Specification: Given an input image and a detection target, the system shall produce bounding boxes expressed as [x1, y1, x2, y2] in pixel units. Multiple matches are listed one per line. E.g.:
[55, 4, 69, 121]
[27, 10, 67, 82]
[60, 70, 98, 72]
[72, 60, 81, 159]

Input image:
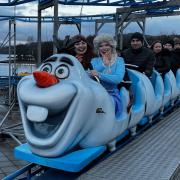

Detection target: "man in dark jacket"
[163, 39, 174, 51]
[171, 39, 180, 75]
[122, 32, 155, 77]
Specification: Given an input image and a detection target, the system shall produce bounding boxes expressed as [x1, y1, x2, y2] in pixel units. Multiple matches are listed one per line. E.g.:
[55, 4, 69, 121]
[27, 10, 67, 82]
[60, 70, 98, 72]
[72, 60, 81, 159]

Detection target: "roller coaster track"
[0, 8, 180, 23]
[0, 0, 180, 8]
[0, 0, 36, 6]
[0, 0, 179, 24]
[0, 14, 114, 23]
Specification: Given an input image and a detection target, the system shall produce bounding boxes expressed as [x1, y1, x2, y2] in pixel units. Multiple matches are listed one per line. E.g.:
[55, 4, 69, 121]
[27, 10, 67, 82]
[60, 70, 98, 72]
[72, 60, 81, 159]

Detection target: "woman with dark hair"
[67, 35, 95, 70]
[151, 40, 171, 77]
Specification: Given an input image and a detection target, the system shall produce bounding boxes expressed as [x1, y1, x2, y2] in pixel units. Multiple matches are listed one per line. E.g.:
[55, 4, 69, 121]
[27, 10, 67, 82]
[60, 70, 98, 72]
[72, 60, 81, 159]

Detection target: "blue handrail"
[0, 6, 179, 24]
[0, 76, 22, 88]
[0, 0, 177, 7]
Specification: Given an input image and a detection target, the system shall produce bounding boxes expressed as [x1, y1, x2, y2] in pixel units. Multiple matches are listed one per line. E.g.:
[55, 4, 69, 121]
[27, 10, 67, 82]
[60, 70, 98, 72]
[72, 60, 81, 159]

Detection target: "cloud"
[0, 6, 15, 16]
[146, 16, 180, 35]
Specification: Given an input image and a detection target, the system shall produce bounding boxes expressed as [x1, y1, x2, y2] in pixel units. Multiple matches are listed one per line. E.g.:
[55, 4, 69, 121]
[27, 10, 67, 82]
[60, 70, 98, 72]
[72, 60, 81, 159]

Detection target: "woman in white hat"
[90, 34, 125, 117]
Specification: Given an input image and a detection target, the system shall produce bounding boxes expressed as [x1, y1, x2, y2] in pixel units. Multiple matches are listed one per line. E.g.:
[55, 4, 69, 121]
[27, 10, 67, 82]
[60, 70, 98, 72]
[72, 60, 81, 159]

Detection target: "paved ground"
[0, 102, 180, 179]
[0, 137, 28, 179]
[0, 102, 27, 179]
[77, 107, 180, 180]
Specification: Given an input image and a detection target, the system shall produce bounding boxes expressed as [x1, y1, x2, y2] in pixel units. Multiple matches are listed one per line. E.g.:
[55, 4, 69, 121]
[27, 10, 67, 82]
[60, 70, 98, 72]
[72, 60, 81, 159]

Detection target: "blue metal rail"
[0, 6, 179, 23]
[0, 0, 174, 7]
[57, 0, 165, 6]
[0, 14, 115, 23]
[0, 76, 22, 88]
[0, 0, 36, 6]
[146, 6, 179, 14]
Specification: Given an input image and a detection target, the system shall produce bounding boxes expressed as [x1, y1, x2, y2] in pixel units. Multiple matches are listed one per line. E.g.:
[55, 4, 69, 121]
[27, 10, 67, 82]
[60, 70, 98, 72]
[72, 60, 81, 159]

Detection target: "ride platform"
[76, 107, 180, 180]
[3, 105, 180, 180]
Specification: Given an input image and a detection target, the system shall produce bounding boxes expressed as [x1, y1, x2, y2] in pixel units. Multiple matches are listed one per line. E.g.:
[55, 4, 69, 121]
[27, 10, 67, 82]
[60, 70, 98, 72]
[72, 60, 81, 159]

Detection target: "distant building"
[0, 53, 36, 76]
[0, 54, 9, 62]
[0, 54, 14, 63]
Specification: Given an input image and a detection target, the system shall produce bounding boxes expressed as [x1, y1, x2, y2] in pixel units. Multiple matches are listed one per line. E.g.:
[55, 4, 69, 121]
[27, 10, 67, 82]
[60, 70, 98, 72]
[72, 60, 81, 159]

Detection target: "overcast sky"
[0, 1, 180, 44]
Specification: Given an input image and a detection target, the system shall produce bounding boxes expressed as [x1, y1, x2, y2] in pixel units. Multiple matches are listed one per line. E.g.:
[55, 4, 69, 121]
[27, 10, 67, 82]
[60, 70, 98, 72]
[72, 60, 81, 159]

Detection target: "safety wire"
[13, 5, 17, 76]
[80, 0, 84, 17]
[79, 0, 85, 34]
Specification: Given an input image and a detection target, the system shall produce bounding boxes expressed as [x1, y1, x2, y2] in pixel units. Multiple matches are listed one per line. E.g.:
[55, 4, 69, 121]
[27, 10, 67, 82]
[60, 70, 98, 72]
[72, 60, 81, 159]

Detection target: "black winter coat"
[154, 49, 171, 76]
[171, 49, 180, 75]
[122, 47, 155, 77]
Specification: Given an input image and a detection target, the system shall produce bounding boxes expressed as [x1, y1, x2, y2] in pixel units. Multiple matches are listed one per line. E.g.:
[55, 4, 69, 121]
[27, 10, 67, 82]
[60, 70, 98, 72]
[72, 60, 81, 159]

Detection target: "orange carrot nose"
[33, 71, 59, 88]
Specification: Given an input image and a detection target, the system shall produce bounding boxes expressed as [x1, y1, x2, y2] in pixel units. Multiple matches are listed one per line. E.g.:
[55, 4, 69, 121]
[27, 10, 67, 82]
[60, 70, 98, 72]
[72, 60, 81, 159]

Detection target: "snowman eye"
[55, 65, 69, 79]
[40, 63, 52, 73]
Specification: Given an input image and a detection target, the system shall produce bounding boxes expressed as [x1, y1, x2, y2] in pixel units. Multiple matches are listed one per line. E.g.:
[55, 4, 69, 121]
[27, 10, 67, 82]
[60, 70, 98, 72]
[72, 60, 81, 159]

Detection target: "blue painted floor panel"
[14, 144, 106, 172]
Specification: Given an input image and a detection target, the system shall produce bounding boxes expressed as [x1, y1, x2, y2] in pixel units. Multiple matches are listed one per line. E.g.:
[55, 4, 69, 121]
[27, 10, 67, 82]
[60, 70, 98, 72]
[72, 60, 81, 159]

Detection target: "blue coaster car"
[168, 70, 179, 105]
[162, 72, 172, 108]
[126, 69, 146, 134]
[17, 54, 130, 158]
[14, 54, 180, 173]
[149, 69, 164, 117]
[128, 69, 164, 123]
[176, 68, 180, 100]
